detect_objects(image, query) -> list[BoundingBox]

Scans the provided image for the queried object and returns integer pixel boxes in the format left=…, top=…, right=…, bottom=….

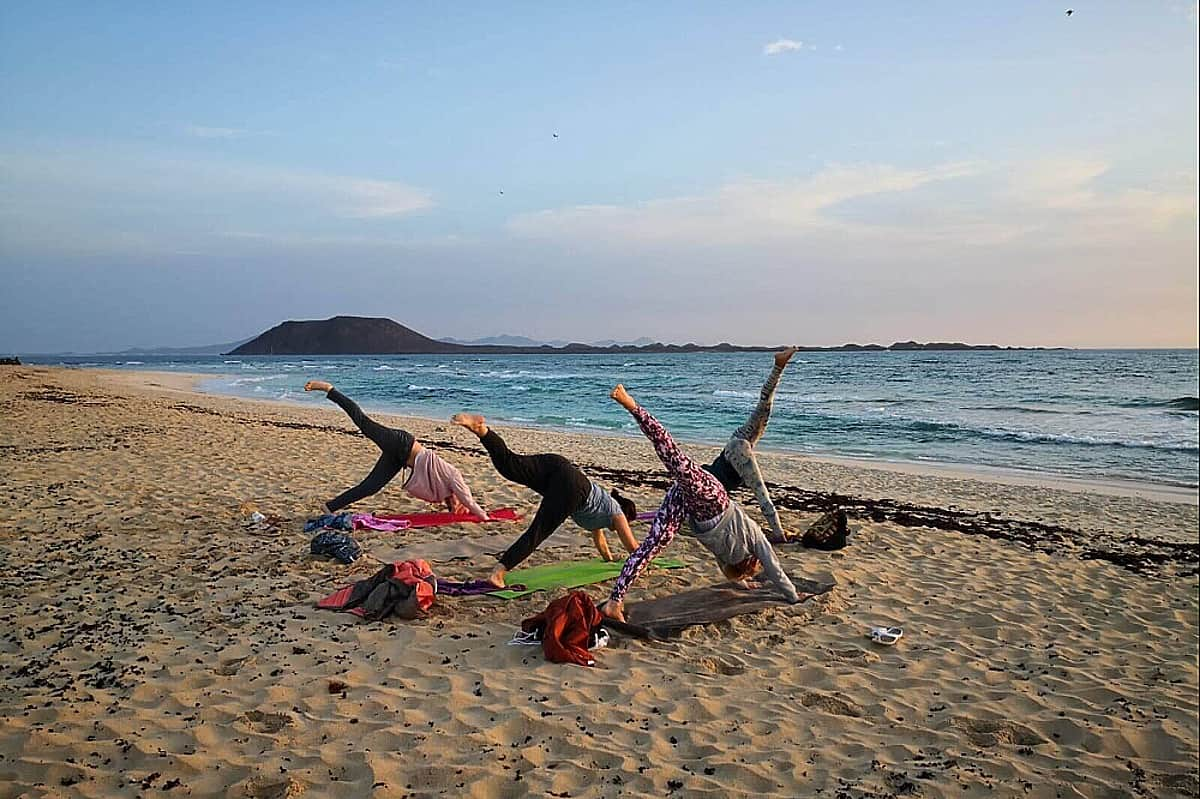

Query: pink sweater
left=402, top=449, right=487, bottom=519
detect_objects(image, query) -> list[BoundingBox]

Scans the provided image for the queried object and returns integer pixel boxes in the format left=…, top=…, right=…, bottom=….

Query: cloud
left=0, top=147, right=435, bottom=257
left=504, top=154, right=1198, bottom=321
left=182, top=125, right=251, bottom=139
left=323, top=177, right=432, bottom=219
left=763, top=38, right=805, bottom=56
left=508, top=158, right=1196, bottom=252
left=507, top=161, right=983, bottom=245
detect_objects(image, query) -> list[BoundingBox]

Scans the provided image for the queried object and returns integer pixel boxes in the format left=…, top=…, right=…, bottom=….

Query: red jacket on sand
left=521, top=591, right=603, bottom=667
left=317, top=559, right=436, bottom=620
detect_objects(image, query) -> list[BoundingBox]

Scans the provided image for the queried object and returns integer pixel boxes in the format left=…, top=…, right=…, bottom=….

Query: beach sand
left=1, top=366, right=1197, bottom=798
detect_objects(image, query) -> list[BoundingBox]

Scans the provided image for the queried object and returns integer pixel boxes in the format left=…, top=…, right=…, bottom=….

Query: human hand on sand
left=304, top=380, right=333, bottom=393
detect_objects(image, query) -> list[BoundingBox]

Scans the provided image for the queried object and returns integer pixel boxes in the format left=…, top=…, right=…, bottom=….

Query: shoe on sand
left=868, top=626, right=903, bottom=646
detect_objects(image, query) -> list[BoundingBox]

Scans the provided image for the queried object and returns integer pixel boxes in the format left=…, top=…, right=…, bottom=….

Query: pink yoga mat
left=372, top=507, right=522, bottom=529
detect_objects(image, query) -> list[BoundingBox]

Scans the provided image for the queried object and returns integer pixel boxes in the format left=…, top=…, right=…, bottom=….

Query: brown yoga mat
left=604, top=576, right=835, bottom=640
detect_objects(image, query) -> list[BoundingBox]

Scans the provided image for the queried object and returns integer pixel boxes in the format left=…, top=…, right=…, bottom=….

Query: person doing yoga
left=599, top=384, right=801, bottom=623
left=701, top=347, right=798, bottom=543
left=451, top=413, right=639, bottom=588
left=304, top=381, right=487, bottom=519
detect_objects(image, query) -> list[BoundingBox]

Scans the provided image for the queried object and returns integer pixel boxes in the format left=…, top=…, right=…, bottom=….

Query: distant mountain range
left=227, top=316, right=1042, bottom=356
left=113, top=338, right=255, bottom=356
left=21, top=338, right=255, bottom=358
left=440, top=334, right=657, bottom=348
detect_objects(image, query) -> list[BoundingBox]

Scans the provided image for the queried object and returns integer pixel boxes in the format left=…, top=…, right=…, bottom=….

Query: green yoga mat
left=489, top=557, right=685, bottom=600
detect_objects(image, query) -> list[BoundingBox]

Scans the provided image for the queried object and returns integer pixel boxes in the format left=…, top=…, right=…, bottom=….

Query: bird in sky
left=552, top=132, right=559, bottom=138
left=1065, top=8, right=1073, bottom=15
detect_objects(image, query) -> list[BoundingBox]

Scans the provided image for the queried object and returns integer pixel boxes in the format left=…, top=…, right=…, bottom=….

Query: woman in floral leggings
left=600, top=384, right=801, bottom=623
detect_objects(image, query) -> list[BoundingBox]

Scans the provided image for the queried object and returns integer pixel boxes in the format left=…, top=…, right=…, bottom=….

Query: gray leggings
left=723, top=363, right=787, bottom=542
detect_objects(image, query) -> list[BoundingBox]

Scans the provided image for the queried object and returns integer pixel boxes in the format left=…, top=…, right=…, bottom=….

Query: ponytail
left=610, top=488, right=637, bottom=521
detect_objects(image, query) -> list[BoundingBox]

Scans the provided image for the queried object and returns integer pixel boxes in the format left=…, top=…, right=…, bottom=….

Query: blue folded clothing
left=310, top=530, right=361, bottom=564
left=304, top=512, right=354, bottom=533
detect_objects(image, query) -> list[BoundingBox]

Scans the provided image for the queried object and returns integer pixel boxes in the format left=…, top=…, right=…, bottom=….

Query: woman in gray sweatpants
left=702, top=348, right=797, bottom=543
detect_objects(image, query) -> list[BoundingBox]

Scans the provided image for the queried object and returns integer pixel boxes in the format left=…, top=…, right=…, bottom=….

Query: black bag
left=801, top=508, right=849, bottom=551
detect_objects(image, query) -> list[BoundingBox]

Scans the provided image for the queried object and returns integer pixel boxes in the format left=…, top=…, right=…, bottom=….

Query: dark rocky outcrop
left=228, top=317, right=466, bottom=355
left=889, top=340, right=1003, bottom=351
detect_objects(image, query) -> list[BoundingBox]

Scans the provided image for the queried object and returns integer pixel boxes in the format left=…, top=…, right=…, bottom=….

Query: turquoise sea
left=38, top=350, right=1200, bottom=489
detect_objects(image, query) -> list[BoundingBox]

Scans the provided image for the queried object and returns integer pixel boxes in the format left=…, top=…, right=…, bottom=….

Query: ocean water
left=38, top=350, right=1199, bottom=489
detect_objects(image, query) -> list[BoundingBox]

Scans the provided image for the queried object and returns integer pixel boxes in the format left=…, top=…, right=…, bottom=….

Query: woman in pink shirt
left=304, top=381, right=487, bottom=519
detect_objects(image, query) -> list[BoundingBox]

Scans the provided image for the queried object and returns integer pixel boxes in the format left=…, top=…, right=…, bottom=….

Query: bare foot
left=598, top=599, right=626, bottom=623
left=451, top=412, right=489, bottom=437
left=610, top=384, right=637, bottom=412
left=774, top=347, right=798, bottom=369
left=734, top=579, right=764, bottom=590
left=304, top=380, right=333, bottom=393
left=486, top=565, right=507, bottom=589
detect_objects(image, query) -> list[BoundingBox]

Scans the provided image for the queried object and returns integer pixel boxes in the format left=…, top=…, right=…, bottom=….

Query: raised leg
left=732, top=348, right=795, bottom=446
left=455, top=414, right=550, bottom=493
left=611, top=385, right=726, bottom=522
left=324, top=387, right=411, bottom=456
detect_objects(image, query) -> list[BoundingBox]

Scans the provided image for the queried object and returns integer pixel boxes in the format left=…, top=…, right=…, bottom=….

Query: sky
left=1, top=1, right=1197, bottom=352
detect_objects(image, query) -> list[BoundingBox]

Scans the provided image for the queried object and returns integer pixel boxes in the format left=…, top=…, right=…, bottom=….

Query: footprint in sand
left=241, top=777, right=305, bottom=798
left=243, top=710, right=294, bottom=734
left=692, top=656, right=746, bottom=676
left=799, top=691, right=863, bottom=717
left=951, top=716, right=1045, bottom=747
left=1152, top=772, right=1198, bottom=796
left=829, top=647, right=880, bottom=664
left=217, top=656, right=253, bottom=676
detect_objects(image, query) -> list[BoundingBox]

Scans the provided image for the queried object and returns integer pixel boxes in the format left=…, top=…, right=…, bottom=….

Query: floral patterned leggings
left=609, top=404, right=729, bottom=603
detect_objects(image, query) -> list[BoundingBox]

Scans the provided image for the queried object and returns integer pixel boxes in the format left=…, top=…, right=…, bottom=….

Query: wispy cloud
left=0, top=147, right=435, bottom=256
left=333, top=178, right=433, bottom=218
left=507, top=157, right=1196, bottom=257
left=182, top=124, right=251, bottom=139
left=763, top=38, right=805, bottom=56
left=508, top=161, right=983, bottom=245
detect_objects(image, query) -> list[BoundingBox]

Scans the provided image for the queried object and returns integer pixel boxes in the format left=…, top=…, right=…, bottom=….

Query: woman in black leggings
left=305, top=380, right=486, bottom=518
left=452, top=412, right=639, bottom=587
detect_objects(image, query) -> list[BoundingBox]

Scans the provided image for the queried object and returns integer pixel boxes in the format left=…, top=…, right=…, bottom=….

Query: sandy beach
left=1, top=366, right=1197, bottom=798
